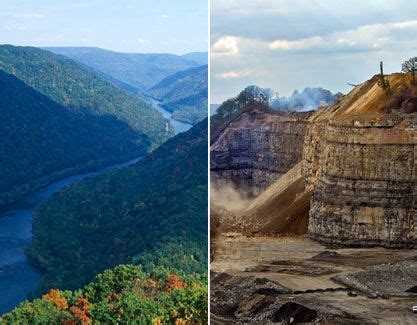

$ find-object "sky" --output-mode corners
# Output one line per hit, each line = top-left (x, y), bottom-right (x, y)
(211, 0), (417, 103)
(0, 0), (207, 54)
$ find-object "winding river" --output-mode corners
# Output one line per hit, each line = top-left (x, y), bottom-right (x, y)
(0, 102), (192, 314)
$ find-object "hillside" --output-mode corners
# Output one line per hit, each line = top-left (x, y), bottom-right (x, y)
(44, 47), (203, 92)
(27, 120), (208, 293)
(0, 71), (149, 206)
(181, 52), (208, 65)
(212, 72), (417, 247)
(211, 72), (417, 324)
(2, 265), (207, 323)
(0, 45), (172, 144)
(0, 45), (173, 205)
(148, 65), (208, 124)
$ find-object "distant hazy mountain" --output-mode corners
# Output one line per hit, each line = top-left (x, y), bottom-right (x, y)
(0, 44), (172, 204)
(181, 52), (208, 65)
(148, 65), (208, 124)
(44, 47), (206, 92)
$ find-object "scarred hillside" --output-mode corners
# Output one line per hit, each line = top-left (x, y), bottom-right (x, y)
(211, 72), (416, 247)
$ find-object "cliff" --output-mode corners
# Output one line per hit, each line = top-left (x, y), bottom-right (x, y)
(211, 104), (312, 195)
(211, 73), (416, 248)
(304, 73), (417, 247)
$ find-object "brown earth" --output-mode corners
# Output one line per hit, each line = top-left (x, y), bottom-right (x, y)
(211, 234), (417, 323)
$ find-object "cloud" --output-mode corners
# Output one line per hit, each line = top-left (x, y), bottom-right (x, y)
(216, 71), (251, 79)
(269, 36), (322, 50)
(13, 12), (44, 19)
(265, 19), (417, 53)
(211, 36), (238, 56)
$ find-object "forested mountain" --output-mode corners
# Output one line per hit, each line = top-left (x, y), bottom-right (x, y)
(0, 45), (171, 144)
(0, 71), (146, 206)
(181, 52), (208, 65)
(28, 120), (208, 293)
(2, 265), (207, 323)
(148, 65), (208, 124)
(0, 45), (172, 205)
(44, 47), (204, 92)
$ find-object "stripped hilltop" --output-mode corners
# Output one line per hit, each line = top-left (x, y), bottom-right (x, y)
(211, 72), (417, 246)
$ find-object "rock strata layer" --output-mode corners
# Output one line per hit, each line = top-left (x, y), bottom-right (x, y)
(305, 74), (417, 247)
(211, 105), (311, 195)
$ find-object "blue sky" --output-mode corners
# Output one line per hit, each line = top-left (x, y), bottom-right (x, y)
(0, 0), (207, 54)
(211, 0), (417, 103)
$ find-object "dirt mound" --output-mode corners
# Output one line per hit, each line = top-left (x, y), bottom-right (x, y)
(237, 162), (311, 235)
(271, 302), (318, 323)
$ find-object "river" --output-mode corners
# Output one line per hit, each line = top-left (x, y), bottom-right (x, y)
(0, 103), (192, 314)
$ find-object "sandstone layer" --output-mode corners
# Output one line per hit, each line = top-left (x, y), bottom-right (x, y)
(304, 73), (417, 247)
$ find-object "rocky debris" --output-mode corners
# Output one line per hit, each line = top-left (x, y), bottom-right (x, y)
(210, 272), (291, 321)
(210, 272), (348, 322)
(245, 260), (336, 276)
(270, 301), (318, 323)
(311, 251), (342, 259)
(333, 260), (417, 297)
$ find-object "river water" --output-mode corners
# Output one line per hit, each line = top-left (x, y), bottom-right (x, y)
(0, 103), (192, 314)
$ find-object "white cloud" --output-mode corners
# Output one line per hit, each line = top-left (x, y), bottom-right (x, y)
(216, 71), (250, 79)
(266, 19), (417, 53)
(211, 36), (239, 56)
(269, 36), (322, 50)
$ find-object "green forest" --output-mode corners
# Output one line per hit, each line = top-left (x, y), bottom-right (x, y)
(27, 120), (208, 293)
(1, 265), (207, 323)
(0, 45), (173, 205)
(0, 71), (147, 206)
(149, 65), (208, 124)
(0, 45), (172, 143)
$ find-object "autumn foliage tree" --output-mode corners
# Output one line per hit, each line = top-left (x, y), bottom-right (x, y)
(42, 289), (68, 311)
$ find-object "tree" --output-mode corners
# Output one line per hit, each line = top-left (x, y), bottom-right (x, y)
(401, 57), (417, 84)
(378, 61), (391, 95)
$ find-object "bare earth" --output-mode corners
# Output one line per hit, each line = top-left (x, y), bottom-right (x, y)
(211, 233), (417, 324)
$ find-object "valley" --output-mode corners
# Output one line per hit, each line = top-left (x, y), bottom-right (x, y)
(0, 98), (192, 314)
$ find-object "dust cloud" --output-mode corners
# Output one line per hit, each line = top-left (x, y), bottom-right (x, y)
(210, 181), (253, 212)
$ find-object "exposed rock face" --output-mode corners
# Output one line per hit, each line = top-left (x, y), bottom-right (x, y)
(212, 74), (416, 248)
(304, 74), (417, 247)
(211, 105), (311, 195)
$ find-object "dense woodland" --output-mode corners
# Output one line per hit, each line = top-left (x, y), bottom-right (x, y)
(0, 71), (148, 205)
(1, 265), (207, 323)
(27, 120), (208, 293)
(0, 45), (173, 204)
(148, 65), (208, 124)
(0, 44), (208, 321)
(0, 45), (172, 143)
